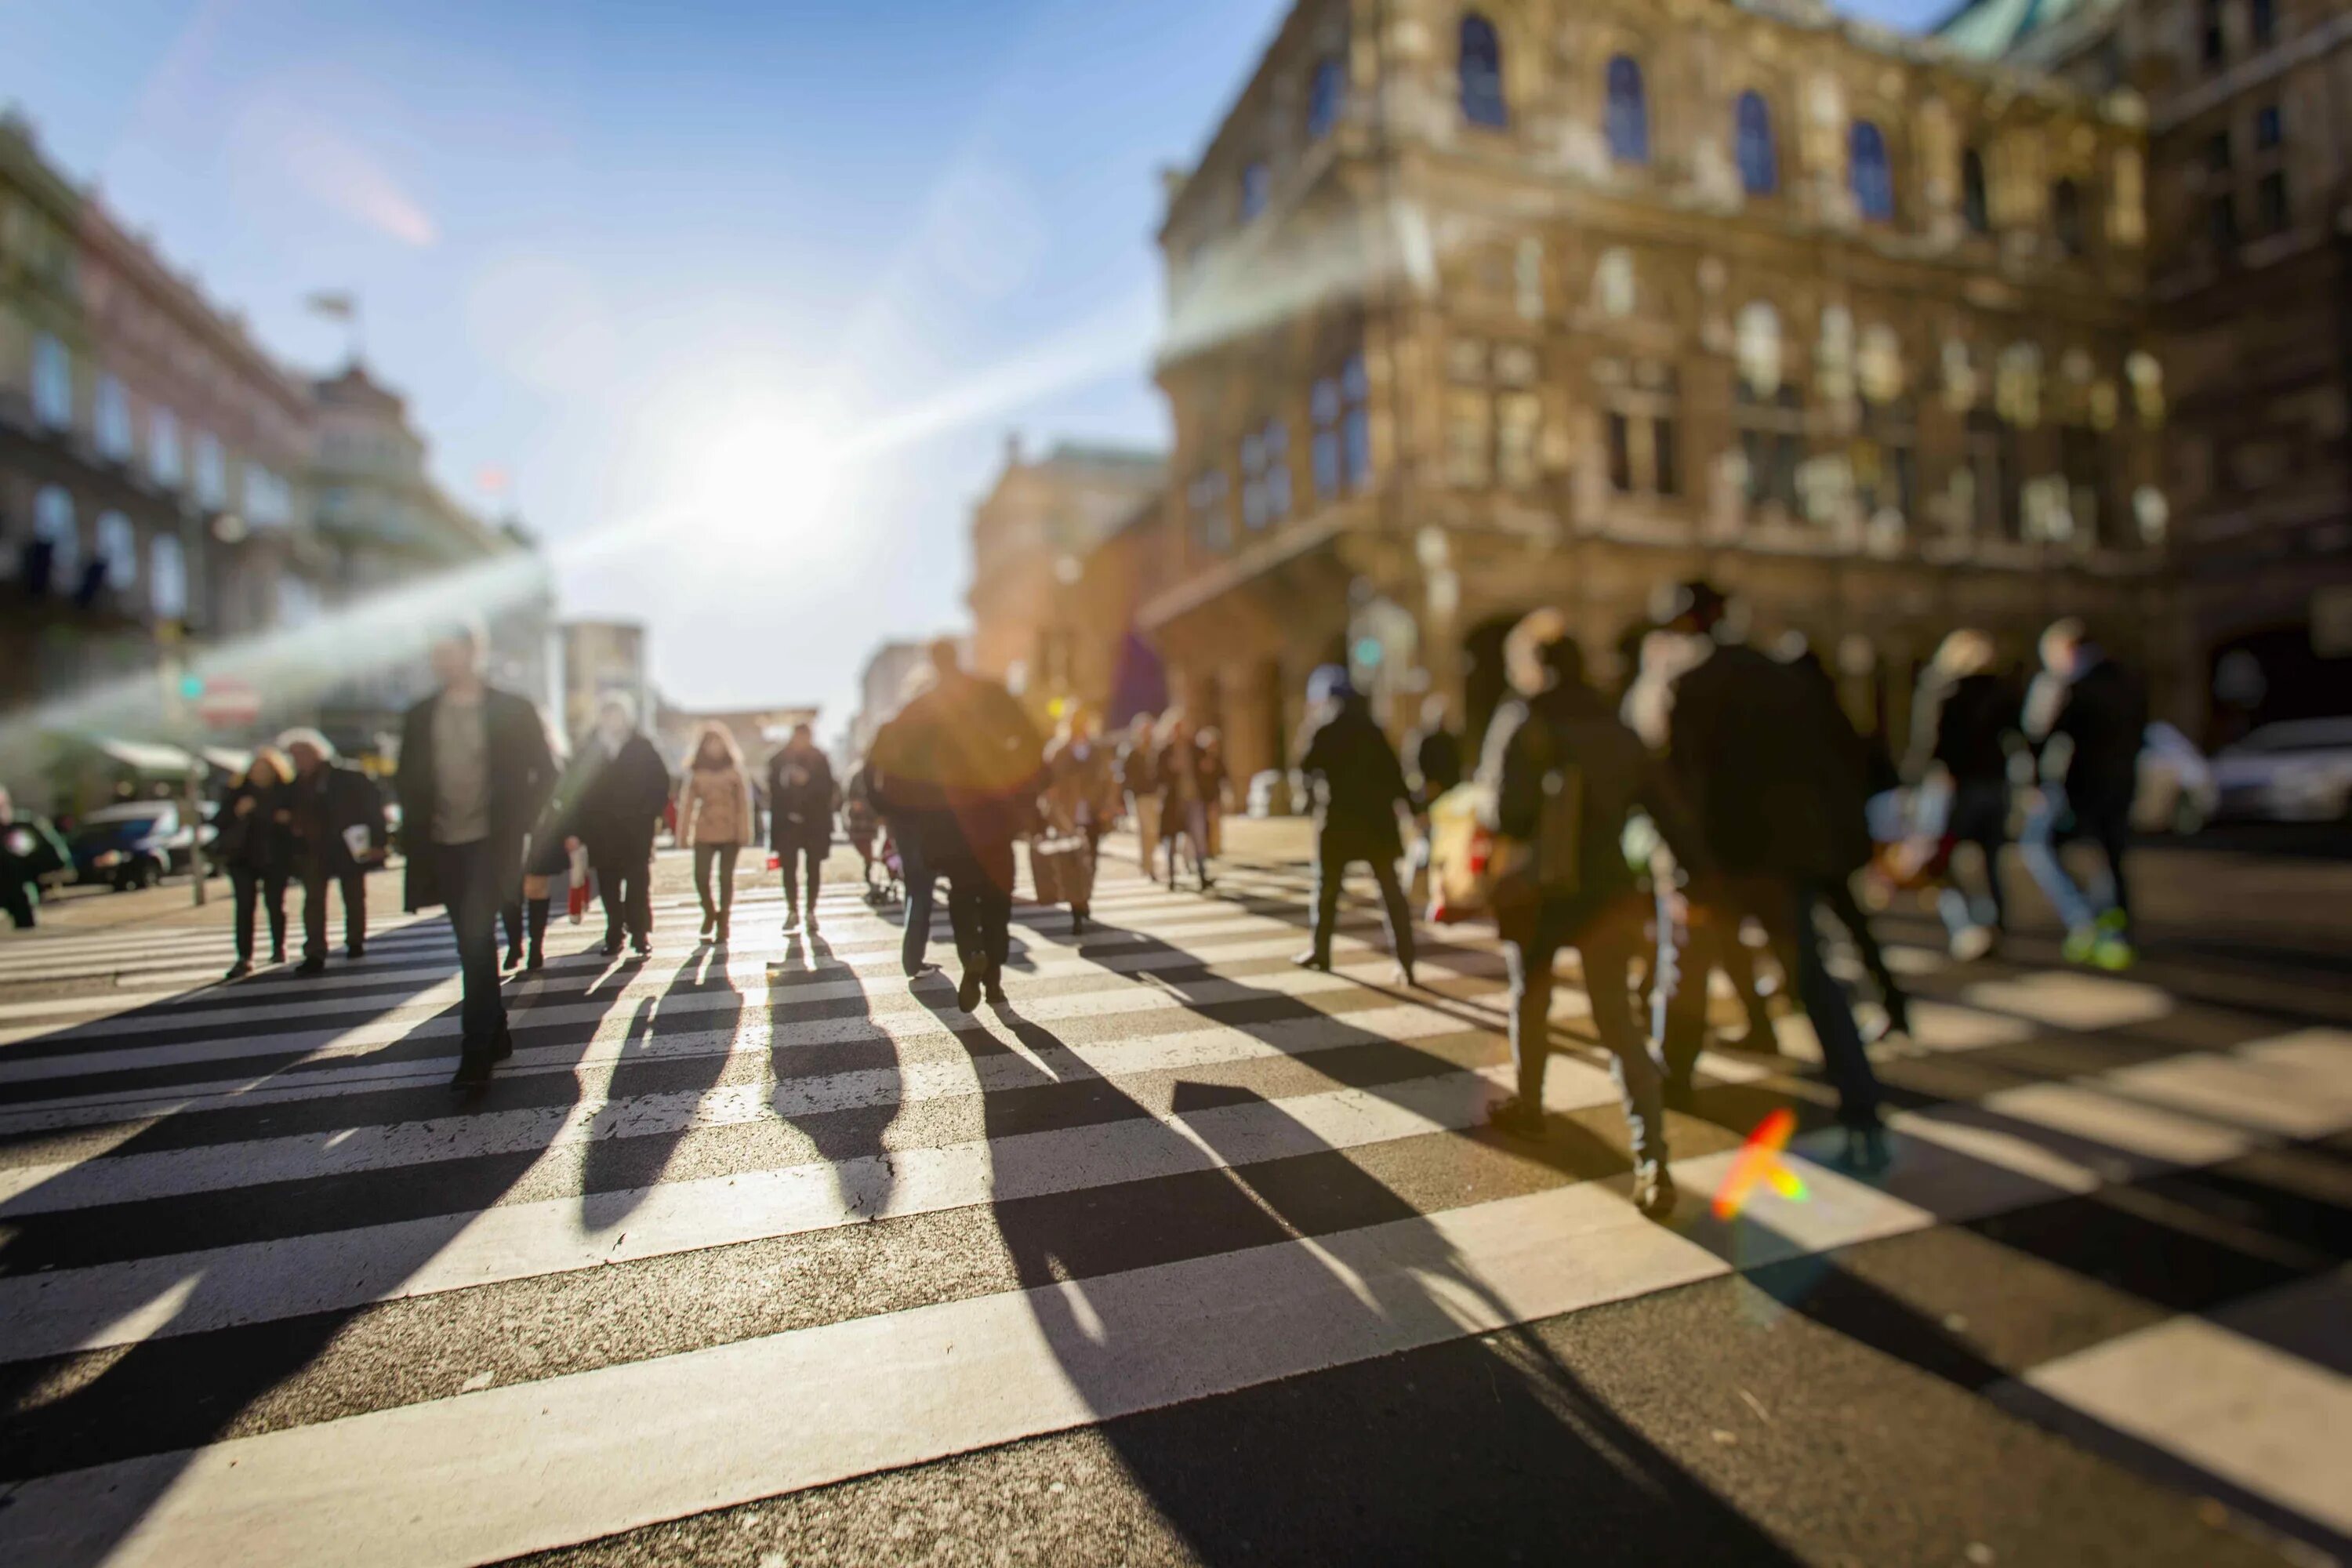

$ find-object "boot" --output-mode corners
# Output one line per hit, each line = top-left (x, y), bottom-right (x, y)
(700, 906), (717, 939)
(526, 897), (550, 971)
(714, 911), (730, 945)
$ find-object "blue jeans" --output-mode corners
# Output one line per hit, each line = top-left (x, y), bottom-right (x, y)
(2020, 789), (2129, 935)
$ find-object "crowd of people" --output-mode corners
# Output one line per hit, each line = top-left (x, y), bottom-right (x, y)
(2, 597), (2151, 1160)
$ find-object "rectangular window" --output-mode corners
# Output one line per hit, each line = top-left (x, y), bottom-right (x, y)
(1606, 412), (1633, 494)
(2205, 130), (2231, 172)
(1651, 416), (1678, 497)
(1445, 388), (1493, 489)
(2255, 103), (2283, 151)
(1737, 383), (1806, 517)
(2257, 170), (2289, 233)
(1966, 409), (2021, 541)
(31, 333), (73, 429)
(1240, 161), (1270, 223)
(1189, 468), (1232, 554)
(2060, 425), (2106, 544)
(150, 406), (182, 488)
(1496, 391), (1541, 490)
(94, 372), (133, 459)
(1240, 420), (1290, 528)
(193, 432), (227, 509)
(2209, 192), (2238, 251)
(1311, 378), (1343, 500)
(1339, 354), (1372, 491)
(2250, 0), (2277, 47)
(2201, 0), (2226, 67)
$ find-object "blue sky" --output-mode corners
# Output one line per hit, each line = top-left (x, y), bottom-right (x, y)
(6, 0), (1948, 731)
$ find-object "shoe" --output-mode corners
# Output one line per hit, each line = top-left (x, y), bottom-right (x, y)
(346, 942), (364, 960)
(700, 909), (717, 938)
(956, 960), (984, 1011)
(1839, 1125), (1892, 1174)
(503, 945), (523, 971)
(490, 1023), (514, 1062)
(985, 980), (1010, 1007)
(448, 1052), (492, 1092)
(1291, 951), (1332, 972)
(296, 956), (327, 976)
(630, 935), (652, 958)
(1488, 1094), (1546, 1139)
(2095, 907), (2129, 936)
(783, 908), (800, 934)
(601, 932), (624, 957)
(1070, 910), (1085, 936)
(1393, 963), (1417, 989)
(805, 909), (819, 935)
(223, 960), (252, 981)
(2089, 933), (2136, 971)
(2062, 926), (2099, 965)
(903, 959), (935, 980)
(1950, 925), (1997, 963)
(526, 948), (545, 971)
(269, 946), (287, 965)
(714, 916), (729, 945)
(1632, 1162), (1678, 1220)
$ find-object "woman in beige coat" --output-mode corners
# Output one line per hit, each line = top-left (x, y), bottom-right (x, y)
(677, 723), (756, 943)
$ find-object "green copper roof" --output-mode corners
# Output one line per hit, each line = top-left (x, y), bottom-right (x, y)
(1934, 0), (2079, 58)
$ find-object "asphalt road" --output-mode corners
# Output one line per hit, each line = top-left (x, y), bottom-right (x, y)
(0, 833), (2343, 1566)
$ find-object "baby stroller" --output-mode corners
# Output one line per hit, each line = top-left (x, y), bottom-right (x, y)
(844, 776), (898, 906)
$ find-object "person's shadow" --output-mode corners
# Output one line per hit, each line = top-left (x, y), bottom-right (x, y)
(578, 947), (742, 1224)
(767, 931), (899, 1217)
(0, 924), (634, 1563)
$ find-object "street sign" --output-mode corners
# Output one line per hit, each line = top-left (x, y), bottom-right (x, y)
(195, 677), (261, 730)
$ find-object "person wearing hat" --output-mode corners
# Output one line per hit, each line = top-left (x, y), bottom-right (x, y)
(1292, 665), (1417, 984)
(1645, 579), (1888, 1169)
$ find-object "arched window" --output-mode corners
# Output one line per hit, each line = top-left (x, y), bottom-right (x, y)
(1460, 14), (1506, 129)
(1240, 160), (1270, 221)
(96, 510), (137, 591)
(31, 334), (73, 430)
(2052, 178), (2085, 255)
(1606, 56), (1649, 164)
(1308, 56), (1346, 140)
(1850, 120), (1895, 222)
(1735, 92), (1777, 196)
(33, 485), (78, 586)
(1961, 147), (1991, 234)
(151, 531), (187, 620)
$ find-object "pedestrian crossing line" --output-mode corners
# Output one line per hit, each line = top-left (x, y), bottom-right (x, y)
(0, 1063), (1628, 1362)
(0, 1001), (1505, 1214)
(0, 921), (452, 978)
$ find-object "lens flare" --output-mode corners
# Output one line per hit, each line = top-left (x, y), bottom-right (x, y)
(1711, 1107), (1810, 1221)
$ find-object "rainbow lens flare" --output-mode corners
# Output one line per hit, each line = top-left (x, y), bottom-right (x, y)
(1711, 1107), (1811, 1221)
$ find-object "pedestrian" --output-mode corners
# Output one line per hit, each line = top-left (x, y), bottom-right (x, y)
(573, 696), (671, 959)
(1403, 694), (1465, 804)
(1156, 710), (1215, 891)
(869, 638), (1043, 1010)
(1042, 702), (1120, 934)
(218, 746), (296, 978)
(1650, 581), (1888, 1169)
(0, 786), (71, 931)
(677, 721), (755, 944)
(1478, 611), (1708, 1218)
(281, 729), (386, 975)
(1907, 628), (2021, 959)
(2020, 618), (2147, 969)
(842, 764), (886, 902)
(396, 622), (557, 1090)
(1116, 712), (1162, 875)
(766, 722), (837, 935)
(1292, 666), (1417, 985)
(512, 714), (582, 972)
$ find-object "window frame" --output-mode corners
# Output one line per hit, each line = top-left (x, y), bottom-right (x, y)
(1308, 55), (1346, 140)
(1605, 55), (1650, 166)
(1734, 90), (1777, 198)
(1849, 119), (1896, 223)
(1458, 13), (1508, 131)
(1961, 147), (1991, 234)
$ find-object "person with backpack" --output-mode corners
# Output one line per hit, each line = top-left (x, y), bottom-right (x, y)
(1478, 611), (1708, 1218)
(1292, 666), (1417, 985)
(2019, 618), (2147, 970)
(1649, 581), (1887, 1170)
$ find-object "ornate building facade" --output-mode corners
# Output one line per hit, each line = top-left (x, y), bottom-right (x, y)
(1137, 0), (2171, 782)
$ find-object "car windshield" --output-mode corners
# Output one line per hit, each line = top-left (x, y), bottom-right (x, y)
(2228, 720), (2352, 755)
(70, 809), (173, 845)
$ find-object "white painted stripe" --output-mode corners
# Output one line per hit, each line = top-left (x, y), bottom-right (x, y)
(2023, 1312), (2352, 1535)
(0, 1062), (1629, 1361)
(0, 999), (1490, 1214)
(0, 1183), (1730, 1568)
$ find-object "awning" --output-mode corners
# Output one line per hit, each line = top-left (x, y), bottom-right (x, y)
(200, 746), (254, 774)
(89, 738), (203, 779)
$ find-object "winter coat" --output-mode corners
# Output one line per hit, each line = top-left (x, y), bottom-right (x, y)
(1115, 735), (1161, 799)
(1405, 724), (1465, 802)
(869, 673), (1044, 861)
(677, 762), (756, 848)
(1297, 699), (1412, 863)
(1910, 670), (2020, 787)
(1665, 641), (1871, 882)
(2039, 652), (2147, 817)
(572, 733), (672, 862)
(766, 746), (838, 851)
(395, 687), (556, 912)
(290, 763), (387, 878)
(219, 777), (297, 876)
(1157, 736), (1221, 814)
(1043, 735), (1120, 832)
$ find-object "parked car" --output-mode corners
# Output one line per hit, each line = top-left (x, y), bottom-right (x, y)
(2210, 717), (2352, 823)
(2134, 722), (2220, 835)
(66, 802), (219, 891)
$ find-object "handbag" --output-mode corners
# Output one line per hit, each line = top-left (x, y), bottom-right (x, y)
(1029, 834), (1095, 907)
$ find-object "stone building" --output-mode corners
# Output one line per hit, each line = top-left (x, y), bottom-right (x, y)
(0, 109), (322, 723)
(967, 435), (1166, 720)
(1137, 0), (2170, 783)
(1944, 0), (2352, 741)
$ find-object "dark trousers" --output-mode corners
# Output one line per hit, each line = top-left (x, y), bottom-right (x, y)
(432, 840), (506, 1053)
(1820, 876), (1906, 1019)
(779, 839), (823, 912)
(938, 838), (1013, 978)
(898, 830), (934, 974)
(230, 866), (289, 960)
(1308, 844), (1415, 971)
(695, 842), (742, 921)
(593, 849), (652, 942)
(4, 877), (37, 929)
(1503, 895), (1664, 1163)
(1941, 777), (2012, 936)
(1662, 875), (1882, 1131)
(302, 864), (366, 960)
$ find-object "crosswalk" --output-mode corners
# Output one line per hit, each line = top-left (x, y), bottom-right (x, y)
(0, 848), (2347, 1566)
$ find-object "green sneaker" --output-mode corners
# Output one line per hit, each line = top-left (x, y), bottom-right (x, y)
(2090, 933), (2136, 971)
(2095, 908), (2129, 936)
(2063, 927), (2100, 964)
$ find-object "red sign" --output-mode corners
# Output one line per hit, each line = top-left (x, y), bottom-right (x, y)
(196, 677), (261, 729)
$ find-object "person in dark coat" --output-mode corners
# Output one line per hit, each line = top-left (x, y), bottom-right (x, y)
(869, 639), (1044, 1011)
(1478, 612), (1710, 1218)
(1907, 628), (2021, 956)
(1403, 694), (1465, 806)
(281, 730), (387, 975)
(0, 786), (71, 930)
(2020, 618), (2147, 968)
(397, 623), (558, 1091)
(1652, 582), (1886, 1167)
(1292, 667), (1417, 984)
(767, 722), (837, 935)
(1115, 713), (1162, 875)
(219, 746), (297, 978)
(572, 696), (671, 958)
(1155, 711), (1218, 891)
